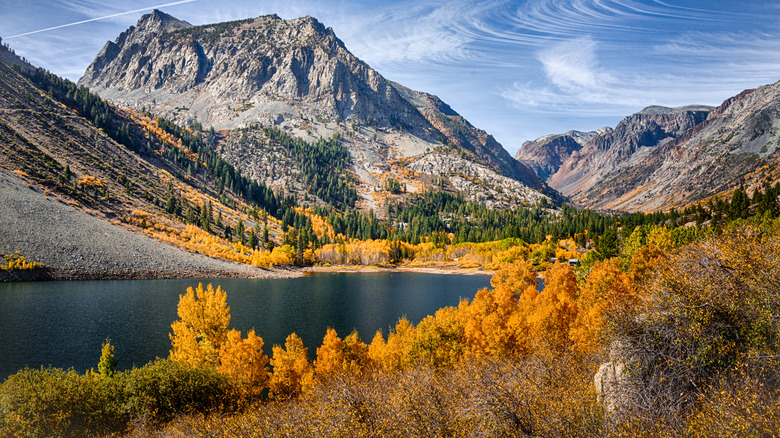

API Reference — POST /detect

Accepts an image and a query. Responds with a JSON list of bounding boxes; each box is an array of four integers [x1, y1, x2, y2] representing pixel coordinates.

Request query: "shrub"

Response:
[[0, 367, 126, 437], [121, 359, 239, 426]]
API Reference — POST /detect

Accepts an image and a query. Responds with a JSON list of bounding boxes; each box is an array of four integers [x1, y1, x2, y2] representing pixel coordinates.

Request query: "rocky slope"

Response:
[[580, 84, 780, 211], [518, 84, 780, 212], [0, 44, 291, 279], [548, 105, 712, 198], [514, 128, 609, 181], [0, 169, 281, 281], [78, 11, 553, 210]]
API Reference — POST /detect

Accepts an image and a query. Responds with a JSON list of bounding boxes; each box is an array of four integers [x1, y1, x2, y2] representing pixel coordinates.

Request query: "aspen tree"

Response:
[[169, 283, 230, 367]]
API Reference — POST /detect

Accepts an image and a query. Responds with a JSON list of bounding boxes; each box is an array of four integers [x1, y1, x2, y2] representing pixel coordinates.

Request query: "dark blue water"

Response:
[[0, 272, 490, 380]]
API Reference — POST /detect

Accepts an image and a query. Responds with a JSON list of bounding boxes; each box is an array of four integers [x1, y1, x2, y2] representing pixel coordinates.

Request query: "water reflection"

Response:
[[0, 272, 491, 380]]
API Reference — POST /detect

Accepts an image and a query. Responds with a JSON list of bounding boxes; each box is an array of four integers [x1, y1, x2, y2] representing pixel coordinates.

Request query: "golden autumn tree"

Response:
[[315, 328, 371, 377], [342, 330, 370, 374], [217, 328, 269, 399], [269, 333, 315, 400], [367, 330, 389, 368], [460, 261, 537, 357], [570, 258, 638, 354], [627, 244, 666, 286], [314, 328, 345, 376], [368, 317, 417, 371], [410, 306, 465, 367], [527, 262, 579, 354], [169, 283, 231, 367]]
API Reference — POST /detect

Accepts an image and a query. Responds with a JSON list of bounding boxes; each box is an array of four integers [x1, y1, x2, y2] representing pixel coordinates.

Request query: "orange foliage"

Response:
[[460, 261, 538, 357], [169, 283, 231, 368], [77, 175, 104, 189], [269, 333, 315, 400], [125, 211, 292, 268], [527, 262, 579, 354], [1, 252, 44, 271], [410, 306, 464, 367], [217, 329, 269, 399], [295, 207, 335, 240], [570, 259, 638, 354], [368, 318, 417, 372], [314, 328, 345, 376]]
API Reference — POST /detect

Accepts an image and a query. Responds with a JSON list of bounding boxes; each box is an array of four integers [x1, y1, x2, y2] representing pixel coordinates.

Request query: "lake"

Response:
[[0, 272, 491, 380]]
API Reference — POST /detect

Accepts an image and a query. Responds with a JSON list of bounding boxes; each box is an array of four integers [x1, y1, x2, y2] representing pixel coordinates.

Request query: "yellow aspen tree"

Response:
[[461, 261, 537, 357], [367, 330, 389, 369], [570, 258, 635, 354], [384, 317, 417, 370], [528, 262, 579, 354], [410, 306, 464, 367], [97, 338, 117, 378], [217, 328, 269, 399], [269, 333, 315, 400], [314, 327, 345, 376], [628, 244, 665, 286], [169, 283, 231, 367], [647, 225, 675, 251], [342, 330, 370, 373]]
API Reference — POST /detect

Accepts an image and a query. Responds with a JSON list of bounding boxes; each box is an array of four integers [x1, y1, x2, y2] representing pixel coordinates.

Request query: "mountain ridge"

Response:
[[516, 88, 780, 212], [78, 11, 554, 211]]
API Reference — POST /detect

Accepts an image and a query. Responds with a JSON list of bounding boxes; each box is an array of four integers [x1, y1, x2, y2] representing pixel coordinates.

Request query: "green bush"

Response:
[[0, 367, 126, 437], [121, 359, 239, 425], [0, 359, 240, 437]]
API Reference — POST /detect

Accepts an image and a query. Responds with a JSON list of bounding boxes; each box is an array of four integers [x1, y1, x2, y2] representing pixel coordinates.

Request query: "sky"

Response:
[[2, 0, 780, 155]]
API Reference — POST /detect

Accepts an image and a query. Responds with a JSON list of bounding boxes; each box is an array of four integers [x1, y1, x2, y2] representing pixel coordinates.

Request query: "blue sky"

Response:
[[2, 0, 780, 154]]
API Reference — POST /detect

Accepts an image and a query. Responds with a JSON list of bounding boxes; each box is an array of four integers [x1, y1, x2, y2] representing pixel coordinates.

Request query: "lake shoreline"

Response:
[[0, 266, 303, 282], [304, 265, 495, 276], [0, 264, 496, 282]]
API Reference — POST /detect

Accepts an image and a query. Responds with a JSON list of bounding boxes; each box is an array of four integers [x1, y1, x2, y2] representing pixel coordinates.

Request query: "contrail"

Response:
[[5, 0, 196, 39]]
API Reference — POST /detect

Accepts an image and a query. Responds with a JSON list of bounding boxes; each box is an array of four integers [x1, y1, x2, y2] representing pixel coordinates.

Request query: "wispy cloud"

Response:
[[538, 37, 609, 93], [6, 0, 196, 39]]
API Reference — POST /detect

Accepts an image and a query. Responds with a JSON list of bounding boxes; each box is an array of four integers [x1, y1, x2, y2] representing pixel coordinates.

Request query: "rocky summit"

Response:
[[79, 10, 553, 211]]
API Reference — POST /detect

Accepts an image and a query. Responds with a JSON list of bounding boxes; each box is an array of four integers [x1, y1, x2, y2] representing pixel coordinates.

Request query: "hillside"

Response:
[[0, 169, 275, 280], [516, 93, 780, 211], [78, 10, 555, 211], [580, 86, 780, 211], [0, 44, 297, 279], [514, 128, 609, 181]]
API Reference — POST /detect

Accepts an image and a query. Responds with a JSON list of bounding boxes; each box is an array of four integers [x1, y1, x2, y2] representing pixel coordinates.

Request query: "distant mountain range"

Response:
[[78, 10, 554, 212], [515, 87, 780, 211]]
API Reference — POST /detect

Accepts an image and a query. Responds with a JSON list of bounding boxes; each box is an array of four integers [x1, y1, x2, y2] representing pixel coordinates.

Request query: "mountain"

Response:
[[518, 85, 780, 212], [579, 85, 780, 211], [0, 43, 291, 279], [514, 128, 610, 181], [549, 106, 712, 198], [78, 11, 554, 212]]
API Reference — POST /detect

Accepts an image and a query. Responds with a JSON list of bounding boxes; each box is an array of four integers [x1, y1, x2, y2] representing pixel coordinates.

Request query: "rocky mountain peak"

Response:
[[78, 12, 553, 210], [138, 9, 191, 32], [519, 105, 712, 199], [591, 105, 712, 153]]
